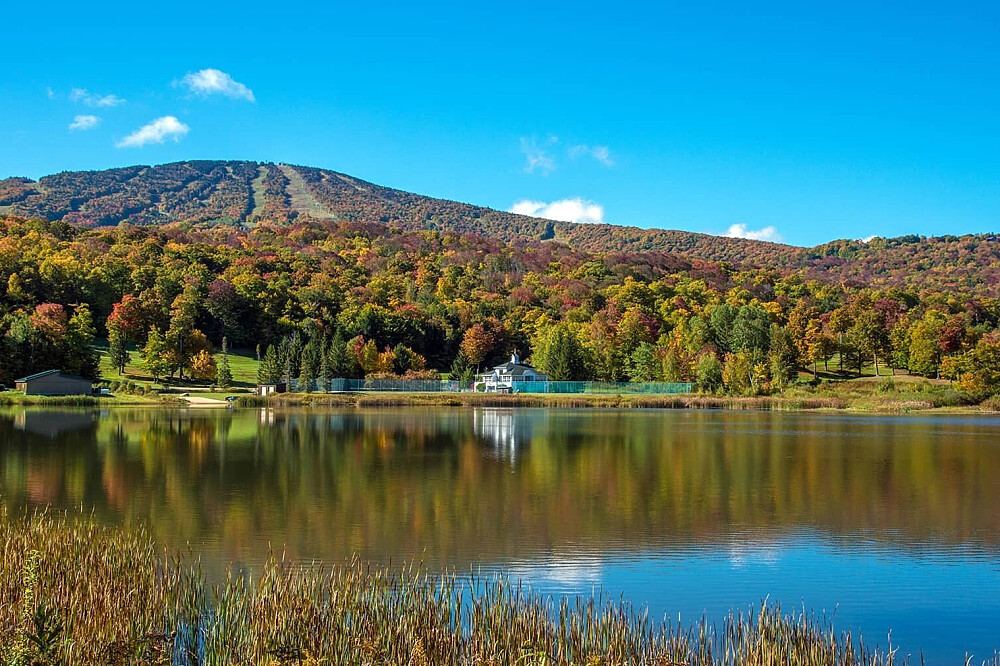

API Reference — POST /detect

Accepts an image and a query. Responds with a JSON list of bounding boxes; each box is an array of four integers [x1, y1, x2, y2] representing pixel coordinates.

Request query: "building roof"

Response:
[[483, 352, 548, 379], [15, 369, 93, 383], [490, 363, 542, 377]]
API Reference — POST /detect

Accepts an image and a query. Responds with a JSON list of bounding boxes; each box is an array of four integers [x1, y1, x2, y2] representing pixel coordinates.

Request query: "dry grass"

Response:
[[256, 392, 848, 411], [3, 512, 996, 665]]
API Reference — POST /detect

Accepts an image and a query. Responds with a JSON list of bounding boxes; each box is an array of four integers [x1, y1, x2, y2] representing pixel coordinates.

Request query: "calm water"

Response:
[[1, 407, 999, 663]]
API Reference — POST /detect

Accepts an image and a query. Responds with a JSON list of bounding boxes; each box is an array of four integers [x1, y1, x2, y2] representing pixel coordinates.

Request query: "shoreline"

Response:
[[1, 390, 996, 415]]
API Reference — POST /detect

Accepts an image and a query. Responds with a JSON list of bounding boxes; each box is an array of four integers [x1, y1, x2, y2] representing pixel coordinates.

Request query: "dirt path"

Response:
[[181, 395, 228, 408]]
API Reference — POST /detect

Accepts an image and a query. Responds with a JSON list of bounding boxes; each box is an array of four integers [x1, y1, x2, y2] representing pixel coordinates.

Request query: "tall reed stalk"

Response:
[[1, 511, 996, 665]]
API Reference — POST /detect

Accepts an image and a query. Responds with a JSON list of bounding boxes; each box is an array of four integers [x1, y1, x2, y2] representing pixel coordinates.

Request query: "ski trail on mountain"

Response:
[[279, 164, 336, 220]]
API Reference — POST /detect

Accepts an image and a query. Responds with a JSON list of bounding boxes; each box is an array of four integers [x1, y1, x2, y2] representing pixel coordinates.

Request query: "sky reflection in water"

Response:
[[1, 407, 999, 663]]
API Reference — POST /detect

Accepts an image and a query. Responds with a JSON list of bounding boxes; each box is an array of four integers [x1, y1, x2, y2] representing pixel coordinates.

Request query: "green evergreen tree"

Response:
[[298, 340, 318, 392], [65, 304, 100, 379], [283, 343, 294, 383], [328, 328, 355, 378], [392, 343, 411, 375], [708, 303, 738, 354], [319, 335, 331, 391], [167, 285, 200, 380], [216, 336, 233, 389], [547, 330, 571, 381], [258, 344, 282, 384], [277, 338, 290, 381], [546, 328, 586, 381], [288, 332, 303, 380], [449, 351, 475, 382]]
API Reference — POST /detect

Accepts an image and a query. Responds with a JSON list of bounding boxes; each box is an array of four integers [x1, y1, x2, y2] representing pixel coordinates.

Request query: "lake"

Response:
[[1, 406, 998, 663]]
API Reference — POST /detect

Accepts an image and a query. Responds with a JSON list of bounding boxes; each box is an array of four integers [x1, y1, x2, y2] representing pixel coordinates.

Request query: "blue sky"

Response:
[[2, 0, 998, 246]]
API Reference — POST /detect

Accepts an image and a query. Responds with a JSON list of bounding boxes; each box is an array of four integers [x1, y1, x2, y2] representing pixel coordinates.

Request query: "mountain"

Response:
[[2, 160, 1000, 294], [0, 160, 794, 265]]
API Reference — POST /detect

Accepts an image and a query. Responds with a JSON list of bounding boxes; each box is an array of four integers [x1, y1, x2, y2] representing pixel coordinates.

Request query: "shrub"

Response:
[[980, 395, 1000, 412], [875, 378, 896, 394]]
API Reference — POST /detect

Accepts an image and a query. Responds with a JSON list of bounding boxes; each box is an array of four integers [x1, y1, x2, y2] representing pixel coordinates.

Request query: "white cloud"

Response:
[[508, 556, 604, 589], [510, 197, 605, 224], [520, 136, 556, 175], [723, 223, 782, 242], [46, 87, 57, 100], [179, 69, 255, 101], [860, 235, 876, 243], [569, 144, 614, 166], [116, 116, 189, 148], [69, 88, 125, 107], [68, 115, 101, 131]]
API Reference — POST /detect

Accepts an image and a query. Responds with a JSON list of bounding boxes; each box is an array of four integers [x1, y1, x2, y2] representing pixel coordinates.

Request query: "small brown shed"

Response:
[[256, 382, 287, 396], [15, 370, 94, 396]]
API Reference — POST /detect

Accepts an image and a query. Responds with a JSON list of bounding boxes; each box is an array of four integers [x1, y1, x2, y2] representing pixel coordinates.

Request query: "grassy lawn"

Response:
[[95, 340, 259, 391], [797, 354, 947, 384]]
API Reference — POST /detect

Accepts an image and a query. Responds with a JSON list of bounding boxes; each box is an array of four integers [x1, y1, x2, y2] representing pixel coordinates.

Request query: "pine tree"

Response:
[[258, 344, 282, 384], [449, 351, 474, 382], [319, 335, 331, 392], [288, 332, 303, 380], [392, 343, 411, 375], [328, 328, 354, 378], [547, 328, 585, 381], [217, 336, 233, 389], [283, 343, 294, 384], [65, 304, 100, 379], [549, 330, 572, 381], [298, 340, 318, 392], [277, 338, 290, 380]]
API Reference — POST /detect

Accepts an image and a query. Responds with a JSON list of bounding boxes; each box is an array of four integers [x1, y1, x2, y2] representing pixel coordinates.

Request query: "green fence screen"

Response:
[[290, 379, 694, 394]]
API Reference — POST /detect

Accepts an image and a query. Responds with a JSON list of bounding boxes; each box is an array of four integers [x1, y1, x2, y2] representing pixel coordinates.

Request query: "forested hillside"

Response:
[[0, 161, 788, 264], [3, 160, 1000, 399], [1, 211, 999, 400], [3, 161, 1000, 295]]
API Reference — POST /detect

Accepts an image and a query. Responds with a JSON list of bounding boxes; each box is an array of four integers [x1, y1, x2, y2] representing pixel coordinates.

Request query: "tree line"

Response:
[[2, 214, 1000, 397]]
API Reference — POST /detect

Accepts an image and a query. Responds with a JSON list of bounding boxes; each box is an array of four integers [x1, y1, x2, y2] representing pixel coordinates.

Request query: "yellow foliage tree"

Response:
[[190, 349, 217, 381]]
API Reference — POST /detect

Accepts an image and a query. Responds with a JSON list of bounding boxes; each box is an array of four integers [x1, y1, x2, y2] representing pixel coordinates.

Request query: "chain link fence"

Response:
[[287, 378, 694, 394]]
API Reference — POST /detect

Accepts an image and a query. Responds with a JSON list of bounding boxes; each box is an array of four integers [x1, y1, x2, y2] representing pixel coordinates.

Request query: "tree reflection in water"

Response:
[[6, 407, 1000, 662], [1, 407, 999, 568]]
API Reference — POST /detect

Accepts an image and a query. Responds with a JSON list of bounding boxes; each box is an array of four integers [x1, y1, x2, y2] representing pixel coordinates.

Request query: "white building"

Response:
[[477, 352, 548, 393]]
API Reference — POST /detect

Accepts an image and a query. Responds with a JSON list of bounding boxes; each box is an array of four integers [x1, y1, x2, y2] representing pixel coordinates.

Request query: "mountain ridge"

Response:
[[2, 160, 1000, 296], [0, 160, 797, 263]]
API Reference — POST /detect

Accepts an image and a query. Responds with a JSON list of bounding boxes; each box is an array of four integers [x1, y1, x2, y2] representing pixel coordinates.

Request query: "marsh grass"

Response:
[[261, 392, 847, 411], [1, 512, 997, 665]]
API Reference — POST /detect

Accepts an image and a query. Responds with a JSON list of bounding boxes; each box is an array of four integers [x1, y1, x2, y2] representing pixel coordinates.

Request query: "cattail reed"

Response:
[[1, 511, 996, 665]]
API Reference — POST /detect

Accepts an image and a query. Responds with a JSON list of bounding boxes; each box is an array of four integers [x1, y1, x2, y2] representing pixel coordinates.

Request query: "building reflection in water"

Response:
[[473, 408, 531, 464], [14, 410, 98, 439]]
